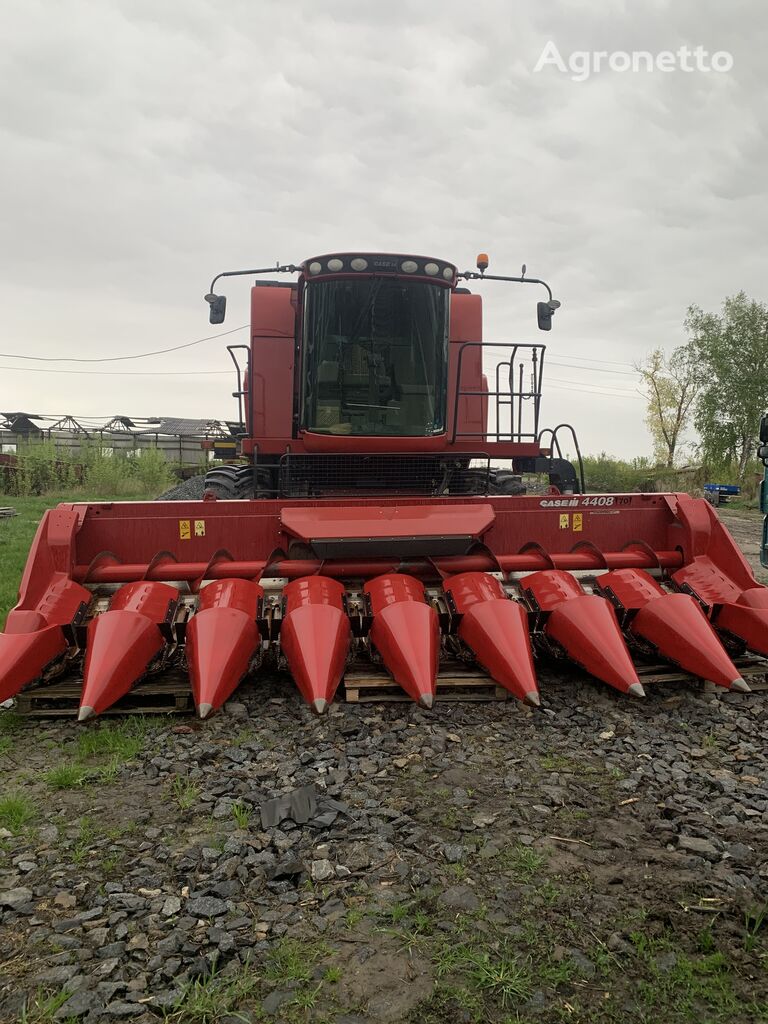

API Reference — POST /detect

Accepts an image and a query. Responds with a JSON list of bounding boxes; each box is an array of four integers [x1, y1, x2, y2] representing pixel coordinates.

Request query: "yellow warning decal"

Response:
[[573, 513, 583, 532], [559, 513, 570, 529], [194, 519, 206, 537], [179, 519, 191, 540]]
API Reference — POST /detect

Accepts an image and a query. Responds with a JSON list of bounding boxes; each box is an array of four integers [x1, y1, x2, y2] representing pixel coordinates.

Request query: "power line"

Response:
[[548, 359, 638, 376], [548, 381, 643, 400], [0, 325, 249, 362], [0, 365, 232, 376]]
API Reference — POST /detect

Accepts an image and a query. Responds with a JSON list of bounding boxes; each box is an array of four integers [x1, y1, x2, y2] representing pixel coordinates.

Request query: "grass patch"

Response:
[[231, 800, 251, 830], [498, 843, 547, 882], [43, 763, 91, 790], [0, 711, 23, 734], [76, 718, 151, 763], [0, 792, 36, 834], [744, 903, 768, 953], [0, 736, 13, 757], [71, 816, 98, 867], [169, 962, 260, 1023], [19, 987, 73, 1023], [172, 776, 201, 810], [265, 938, 329, 983], [0, 493, 150, 627]]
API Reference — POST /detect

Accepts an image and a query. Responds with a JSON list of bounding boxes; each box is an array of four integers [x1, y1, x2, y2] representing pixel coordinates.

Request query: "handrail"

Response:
[[452, 341, 546, 443]]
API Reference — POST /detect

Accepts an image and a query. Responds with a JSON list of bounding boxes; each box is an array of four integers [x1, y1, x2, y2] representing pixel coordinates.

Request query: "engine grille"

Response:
[[278, 454, 491, 497]]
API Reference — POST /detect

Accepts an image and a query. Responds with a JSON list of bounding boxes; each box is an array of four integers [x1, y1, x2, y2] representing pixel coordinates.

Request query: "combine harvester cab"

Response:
[[2, 252, 766, 716]]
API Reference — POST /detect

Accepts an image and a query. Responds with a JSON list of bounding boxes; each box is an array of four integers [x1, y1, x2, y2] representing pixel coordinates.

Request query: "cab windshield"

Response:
[[301, 277, 449, 436]]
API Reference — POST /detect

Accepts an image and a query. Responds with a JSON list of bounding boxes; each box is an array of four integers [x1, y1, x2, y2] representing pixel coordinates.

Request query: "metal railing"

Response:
[[451, 342, 546, 443]]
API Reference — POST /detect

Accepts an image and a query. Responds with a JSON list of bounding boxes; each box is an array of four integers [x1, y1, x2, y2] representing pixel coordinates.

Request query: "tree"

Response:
[[636, 344, 701, 468], [686, 292, 768, 481]]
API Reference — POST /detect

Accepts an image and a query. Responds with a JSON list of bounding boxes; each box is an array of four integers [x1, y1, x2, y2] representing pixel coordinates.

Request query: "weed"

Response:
[[101, 853, 122, 874], [535, 880, 561, 906], [97, 757, 122, 783], [323, 966, 341, 983], [19, 987, 72, 1023], [170, 961, 260, 1023], [697, 924, 717, 953], [71, 816, 99, 866], [440, 807, 460, 829], [540, 754, 575, 772], [44, 763, 91, 790], [290, 982, 322, 1010], [0, 792, 36, 834], [744, 904, 767, 952], [0, 736, 12, 757], [447, 861, 467, 880], [440, 943, 532, 1009], [345, 908, 364, 929], [172, 775, 201, 810], [76, 718, 150, 763], [265, 938, 329, 983], [498, 844, 546, 882], [0, 711, 23, 734], [231, 801, 251, 830], [387, 902, 410, 924], [642, 951, 737, 1016]]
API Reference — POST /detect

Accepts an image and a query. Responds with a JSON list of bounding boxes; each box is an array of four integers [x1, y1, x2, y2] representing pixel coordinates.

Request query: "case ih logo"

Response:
[[540, 498, 580, 508]]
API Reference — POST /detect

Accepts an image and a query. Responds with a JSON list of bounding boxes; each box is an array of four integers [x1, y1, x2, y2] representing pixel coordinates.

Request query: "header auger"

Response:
[[1, 252, 766, 718]]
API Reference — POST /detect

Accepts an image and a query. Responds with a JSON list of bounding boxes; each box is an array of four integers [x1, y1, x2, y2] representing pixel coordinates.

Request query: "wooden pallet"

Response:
[[14, 674, 194, 717], [636, 654, 768, 692], [343, 664, 508, 703]]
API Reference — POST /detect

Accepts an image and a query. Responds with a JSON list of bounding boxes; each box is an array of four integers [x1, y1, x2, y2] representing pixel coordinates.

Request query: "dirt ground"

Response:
[[0, 509, 766, 1024]]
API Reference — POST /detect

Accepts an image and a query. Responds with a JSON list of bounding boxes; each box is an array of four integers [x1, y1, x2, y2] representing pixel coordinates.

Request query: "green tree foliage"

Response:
[[686, 292, 768, 481], [636, 344, 700, 467], [581, 453, 657, 493]]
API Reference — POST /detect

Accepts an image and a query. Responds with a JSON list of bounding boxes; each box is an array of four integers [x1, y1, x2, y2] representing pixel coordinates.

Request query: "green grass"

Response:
[[169, 962, 261, 1023], [0, 711, 23, 734], [76, 717, 151, 762], [231, 800, 251, 830], [264, 938, 329, 983], [744, 904, 768, 952], [0, 492, 150, 627], [498, 843, 547, 882], [172, 775, 201, 810], [19, 987, 73, 1023], [71, 816, 98, 865], [43, 763, 91, 790], [0, 792, 36, 834]]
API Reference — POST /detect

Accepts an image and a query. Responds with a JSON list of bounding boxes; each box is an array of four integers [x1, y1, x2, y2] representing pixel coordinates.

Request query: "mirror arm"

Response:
[[206, 263, 300, 300], [458, 271, 555, 304]]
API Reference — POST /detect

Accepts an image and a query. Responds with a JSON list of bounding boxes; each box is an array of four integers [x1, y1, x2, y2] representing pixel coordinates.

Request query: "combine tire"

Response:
[[203, 464, 255, 499]]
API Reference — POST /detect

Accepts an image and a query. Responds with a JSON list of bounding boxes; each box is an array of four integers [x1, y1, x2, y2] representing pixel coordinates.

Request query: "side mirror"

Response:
[[760, 413, 768, 444], [206, 293, 227, 325], [537, 300, 556, 331]]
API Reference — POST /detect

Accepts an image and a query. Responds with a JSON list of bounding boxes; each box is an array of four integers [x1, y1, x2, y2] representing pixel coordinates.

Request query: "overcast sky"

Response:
[[2, 0, 767, 457]]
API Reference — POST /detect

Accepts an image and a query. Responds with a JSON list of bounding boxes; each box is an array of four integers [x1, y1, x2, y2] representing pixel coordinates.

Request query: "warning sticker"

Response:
[[194, 519, 206, 537], [179, 519, 191, 540], [559, 513, 570, 529], [573, 513, 583, 532]]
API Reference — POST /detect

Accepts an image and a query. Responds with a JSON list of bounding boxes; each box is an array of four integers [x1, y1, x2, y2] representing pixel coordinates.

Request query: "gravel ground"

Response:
[[156, 476, 207, 502], [0, 508, 766, 1024]]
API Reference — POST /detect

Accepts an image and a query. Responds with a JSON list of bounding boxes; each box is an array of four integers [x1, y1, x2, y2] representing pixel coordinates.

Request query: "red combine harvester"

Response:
[[2, 252, 767, 719]]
